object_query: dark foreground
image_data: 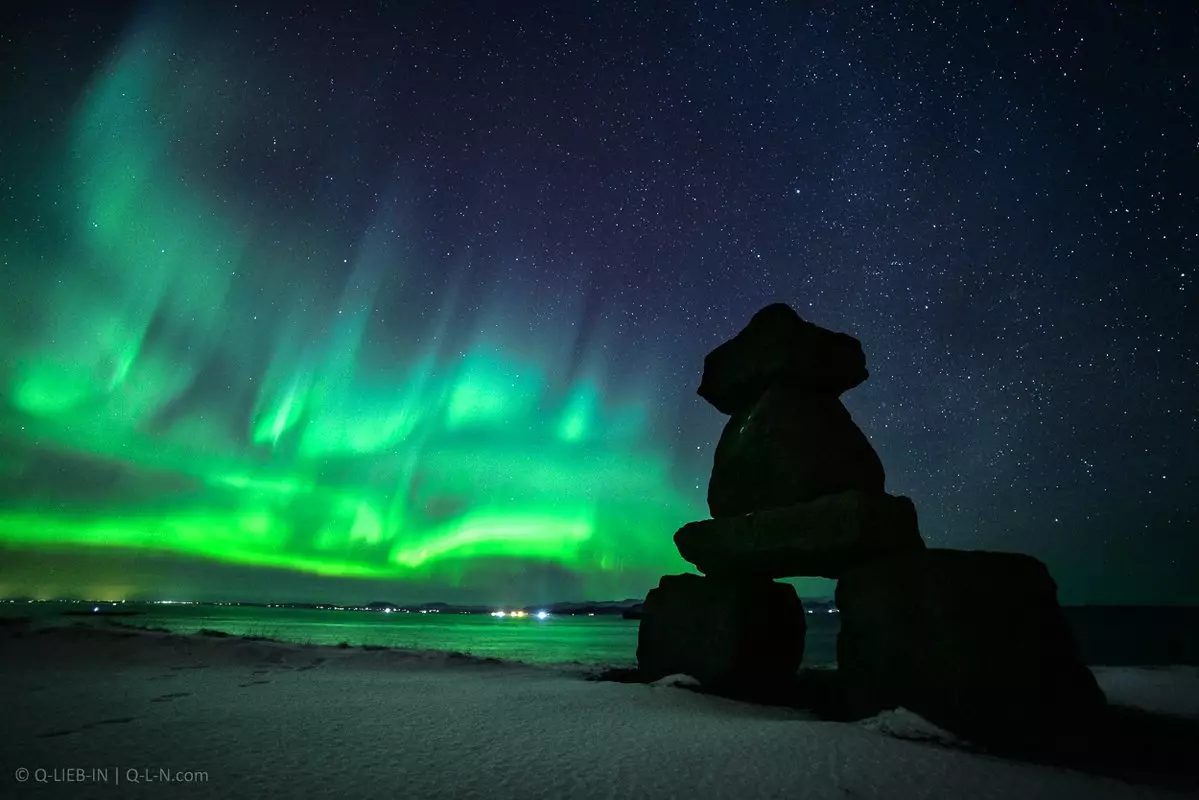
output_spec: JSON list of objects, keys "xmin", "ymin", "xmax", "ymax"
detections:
[{"xmin": 3, "ymin": 618, "xmax": 1197, "ymax": 799}]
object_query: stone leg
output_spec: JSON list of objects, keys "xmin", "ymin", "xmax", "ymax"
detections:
[
  {"xmin": 637, "ymin": 573, "xmax": 805, "ymax": 690},
  {"xmin": 835, "ymin": 549, "xmax": 1105, "ymax": 749}
]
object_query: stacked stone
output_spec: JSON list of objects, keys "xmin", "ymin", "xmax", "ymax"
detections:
[
  {"xmin": 637, "ymin": 303, "xmax": 1104, "ymax": 749},
  {"xmin": 638, "ymin": 303, "xmax": 922, "ymax": 691}
]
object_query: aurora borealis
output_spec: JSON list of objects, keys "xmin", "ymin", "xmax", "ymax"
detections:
[
  {"xmin": 0, "ymin": 2, "xmax": 709, "ymax": 604},
  {"xmin": 1, "ymin": 2, "xmax": 1195, "ymax": 605}
]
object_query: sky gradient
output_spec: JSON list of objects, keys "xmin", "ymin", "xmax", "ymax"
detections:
[{"xmin": 0, "ymin": 1, "xmax": 1195, "ymax": 605}]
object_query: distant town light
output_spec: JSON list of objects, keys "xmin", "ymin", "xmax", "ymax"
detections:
[{"xmin": 536, "ymin": 611, "xmax": 549, "ymax": 620}]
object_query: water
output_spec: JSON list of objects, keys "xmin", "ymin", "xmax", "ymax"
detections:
[
  {"xmin": 6, "ymin": 601, "xmax": 843, "ymax": 666},
  {"xmin": 135, "ymin": 605, "xmax": 649, "ymax": 665},
  {"xmin": 8, "ymin": 601, "xmax": 1195, "ymax": 667}
]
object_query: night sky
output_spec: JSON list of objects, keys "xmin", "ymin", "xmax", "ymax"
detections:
[{"xmin": 0, "ymin": 1, "xmax": 1195, "ymax": 606}]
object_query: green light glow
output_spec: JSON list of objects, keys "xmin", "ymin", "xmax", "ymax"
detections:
[
  {"xmin": 391, "ymin": 509, "xmax": 594, "ymax": 568},
  {"xmin": 0, "ymin": 13, "xmax": 702, "ymax": 601}
]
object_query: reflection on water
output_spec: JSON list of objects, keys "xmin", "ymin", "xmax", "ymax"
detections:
[
  {"xmin": 12, "ymin": 601, "xmax": 1193, "ymax": 667},
  {"xmin": 11, "ymin": 601, "xmax": 843, "ymax": 666}
]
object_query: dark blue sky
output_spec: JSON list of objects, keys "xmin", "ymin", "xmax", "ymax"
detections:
[{"xmin": 1, "ymin": 1, "xmax": 1195, "ymax": 604}]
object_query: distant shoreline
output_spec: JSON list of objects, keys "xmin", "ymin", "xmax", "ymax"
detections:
[
  {"xmin": 4, "ymin": 597, "xmax": 1197, "ymax": 613},
  {"xmin": 4, "ymin": 600, "xmax": 1197, "ymax": 668}
]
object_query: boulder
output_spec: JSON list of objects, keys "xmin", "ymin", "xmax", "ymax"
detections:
[
  {"xmin": 708, "ymin": 385, "xmax": 884, "ymax": 517},
  {"xmin": 675, "ymin": 491, "xmax": 923, "ymax": 579},
  {"xmin": 835, "ymin": 549, "xmax": 1106, "ymax": 749},
  {"xmin": 698, "ymin": 303, "xmax": 868, "ymax": 415},
  {"xmin": 637, "ymin": 573, "xmax": 805, "ymax": 688}
]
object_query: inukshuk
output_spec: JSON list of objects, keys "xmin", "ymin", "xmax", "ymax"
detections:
[
  {"xmin": 638, "ymin": 303, "xmax": 1104, "ymax": 749},
  {"xmin": 637, "ymin": 303, "xmax": 921, "ymax": 690}
]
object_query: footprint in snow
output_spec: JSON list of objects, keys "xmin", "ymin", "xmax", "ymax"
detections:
[{"xmin": 150, "ymin": 692, "xmax": 192, "ymax": 703}]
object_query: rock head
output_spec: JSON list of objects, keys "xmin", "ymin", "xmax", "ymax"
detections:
[{"xmin": 697, "ymin": 303, "xmax": 868, "ymax": 416}]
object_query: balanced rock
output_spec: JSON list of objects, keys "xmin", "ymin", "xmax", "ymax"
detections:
[
  {"xmin": 835, "ymin": 549, "xmax": 1105, "ymax": 749},
  {"xmin": 637, "ymin": 573, "xmax": 805, "ymax": 688},
  {"xmin": 675, "ymin": 491, "xmax": 923, "ymax": 579},
  {"xmin": 698, "ymin": 303, "xmax": 867, "ymax": 416},
  {"xmin": 708, "ymin": 385, "xmax": 884, "ymax": 517}
]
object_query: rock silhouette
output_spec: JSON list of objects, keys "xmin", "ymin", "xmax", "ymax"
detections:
[
  {"xmin": 640, "ymin": 303, "xmax": 899, "ymax": 686},
  {"xmin": 637, "ymin": 574, "xmax": 804, "ymax": 689},
  {"xmin": 707, "ymin": 386, "xmax": 885, "ymax": 517},
  {"xmin": 697, "ymin": 303, "xmax": 867, "ymax": 415},
  {"xmin": 836, "ymin": 549, "xmax": 1106, "ymax": 748},
  {"xmin": 637, "ymin": 301, "xmax": 1103, "ymax": 749},
  {"xmin": 676, "ymin": 490, "xmax": 922, "ymax": 579}
]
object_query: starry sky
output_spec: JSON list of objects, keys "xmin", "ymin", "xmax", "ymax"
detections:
[{"xmin": 0, "ymin": 1, "xmax": 1194, "ymax": 606}]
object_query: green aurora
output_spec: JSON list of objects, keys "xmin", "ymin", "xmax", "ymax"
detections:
[{"xmin": 0, "ymin": 15, "xmax": 712, "ymax": 603}]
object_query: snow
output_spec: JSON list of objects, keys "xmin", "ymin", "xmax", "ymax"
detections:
[
  {"xmin": 2, "ymin": 621, "xmax": 1196, "ymax": 799},
  {"xmin": 649, "ymin": 673, "xmax": 702, "ymax": 688},
  {"xmin": 1092, "ymin": 666, "xmax": 1199, "ymax": 719},
  {"xmin": 857, "ymin": 707, "xmax": 963, "ymax": 746}
]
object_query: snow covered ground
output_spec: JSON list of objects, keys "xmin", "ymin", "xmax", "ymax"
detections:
[
  {"xmin": 1092, "ymin": 665, "xmax": 1199, "ymax": 719},
  {"xmin": 2, "ymin": 620, "xmax": 1196, "ymax": 799}
]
